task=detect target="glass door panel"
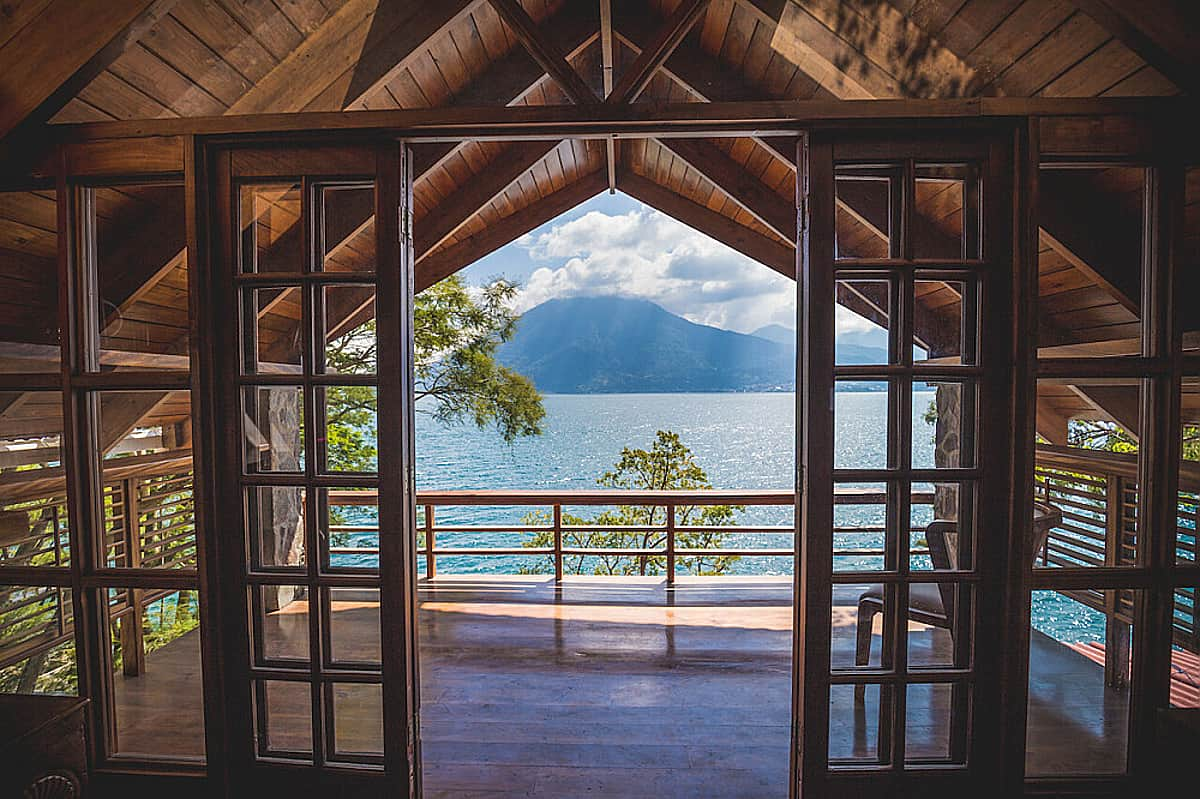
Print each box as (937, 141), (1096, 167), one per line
(798, 131), (1016, 796)
(209, 144), (416, 796)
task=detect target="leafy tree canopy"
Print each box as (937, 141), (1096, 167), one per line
(522, 430), (743, 576)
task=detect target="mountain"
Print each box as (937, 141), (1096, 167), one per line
(753, 324), (890, 368)
(750, 324), (795, 347)
(497, 297), (794, 393)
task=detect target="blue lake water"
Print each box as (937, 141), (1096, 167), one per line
(334, 391), (1100, 643)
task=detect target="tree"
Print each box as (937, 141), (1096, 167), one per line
(521, 430), (743, 576)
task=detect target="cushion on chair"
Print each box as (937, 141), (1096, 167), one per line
(858, 583), (945, 616)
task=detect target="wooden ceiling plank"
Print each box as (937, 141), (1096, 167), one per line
(619, 170), (795, 278)
(0, 0), (179, 143)
(657, 137), (795, 241)
(1066, 0), (1195, 95)
(414, 139), (561, 260)
(227, 0), (480, 115)
(417, 170), (606, 291)
(487, 0), (599, 105)
(609, 0), (712, 103)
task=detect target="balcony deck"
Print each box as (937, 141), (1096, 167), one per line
(107, 574), (1141, 796)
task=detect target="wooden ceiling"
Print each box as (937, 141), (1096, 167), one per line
(1, 0), (1197, 454)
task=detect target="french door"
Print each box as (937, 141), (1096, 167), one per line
(795, 127), (1024, 797)
(204, 142), (419, 797)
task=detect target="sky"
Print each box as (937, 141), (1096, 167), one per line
(458, 190), (884, 345)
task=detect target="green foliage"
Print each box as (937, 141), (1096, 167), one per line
(521, 430), (743, 576)
(415, 276), (544, 443)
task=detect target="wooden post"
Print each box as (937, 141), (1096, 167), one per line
(666, 503), (676, 586)
(121, 478), (145, 677)
(553, 503), (563, 584)
(424, 504), (436, 580)
(1104, 474), (1130, 688)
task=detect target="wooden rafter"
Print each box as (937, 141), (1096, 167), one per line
(0, 0), (178, 144)
(414, 140), (562, 261)
(608, 0), (711, 104)
(488, 0), (600, 105)
(657, 137), (795, 242)
(417, 170), (608, 291)
(228, 0), (481, 114)
(1067, 0), (1195, 96)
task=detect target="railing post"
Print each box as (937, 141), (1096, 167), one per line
(424, 504), (436, 580)
(1104, 474), (1130, 689)
(666, 503), (676, 586)
(553, 503), (563, 584)
(120, 478), (146, 676)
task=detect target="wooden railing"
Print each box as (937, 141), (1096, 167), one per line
(327, 487), (936, 584)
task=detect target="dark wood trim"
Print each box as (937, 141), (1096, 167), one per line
(44, 98), (1189, 145)
(0, 0), (179, 145)
(487, 0), (599, 105)
(608, 0), (711, 104)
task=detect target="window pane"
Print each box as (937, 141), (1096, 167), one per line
(829, 683), (891, 765)
(836, 167), (895, 260)
(326, 587), (380, 667)
(318, 386), (376, 474)
(832, 583), (892, 672)
(914, 279), (972, 365)
(834, 483), (890, 572)
(107, 587), (204, 760)
(1181, 167), (1198, 351)
(835, 279), (890, 366)
(1038, 166), (1145, 359)
(91, 184), (188, 371)
(92, 391), (195, 570)
(240, 183), (302, 274)
(907, 583), (972, 671)
(835, 381), (891, 470)
(1026, 589), (1137, 776)
(1, 392), (69, 567)
(0, 190), (59, 372)
(319, 285), (376, 375)
(1035, 379), (1141, 569)
(906, 682), (967, 763)
(913, 164), (978, 261)
(256, 679), (312, 759)
(0, 586), (74, 694)
(246, 485), (307, 571)
(1180, 375), (1198, 565)
(322, 487), (378, 572)
(910, 482), (973, 573)
(1171, 585), (1199, 708)
(243, 386), (305, 474)
(329, 682), (383, 761)
(251, 584), (309, 665)
(912, 381), (975, 470)
(242, 286), (304, 375)
(318, 183), (375, 273)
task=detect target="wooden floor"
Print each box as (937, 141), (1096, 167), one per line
(110, 575), (1134, 796)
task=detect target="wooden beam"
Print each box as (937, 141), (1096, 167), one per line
(409, 5), (599, 178)
(1068, 383), (1141, 439)
(414, 139), (561, 260)
(416, 170), (608, 291)
(0, 0), (177, 143)
(48, 97), (1188, 143)
(601, 0), (617, 192)
(487, 0), (600, 105)
(1067, 0), (1196, 96)
(609, 0), (711, 104)
(619, 170), (795, 278)
(99, 391), (172, 455)
(656, 137), (796, 241)
(228, 0), (481, 114)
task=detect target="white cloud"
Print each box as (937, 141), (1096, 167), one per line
(513, 206), (794, 333)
